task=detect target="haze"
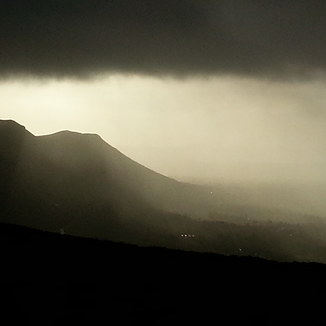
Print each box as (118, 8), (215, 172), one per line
(1, 75), (326, 186)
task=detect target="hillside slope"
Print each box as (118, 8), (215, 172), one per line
(2, 120), (326, 264)
(0, 222), (325, 325)
(0, 120), (223, 240)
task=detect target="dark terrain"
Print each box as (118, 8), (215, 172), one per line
(0, 222), (325, 325)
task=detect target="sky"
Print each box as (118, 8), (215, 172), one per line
(1, 1), (326, 184)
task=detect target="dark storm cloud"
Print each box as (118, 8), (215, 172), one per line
(1, 0), (326, 78)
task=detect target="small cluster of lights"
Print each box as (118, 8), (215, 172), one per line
(180, 234), (196, 238)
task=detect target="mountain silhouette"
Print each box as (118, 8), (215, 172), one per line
(3, 119), (326, 263)
(0, 119), (224, 244)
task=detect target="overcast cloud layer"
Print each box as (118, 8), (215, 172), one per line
(1, 0), (326, 79)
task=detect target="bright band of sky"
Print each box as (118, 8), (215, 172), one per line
(1, 74), (326, 184)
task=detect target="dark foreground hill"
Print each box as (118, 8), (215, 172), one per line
(0, 223), (325, 325)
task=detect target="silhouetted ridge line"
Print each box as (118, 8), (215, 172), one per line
(0, 119), (33, 137)
(2, 119), (326, 264)
(0, 119), (215, 244)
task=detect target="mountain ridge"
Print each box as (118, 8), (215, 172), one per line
(3, 119), (326, 263)
(0, 119), (221, 243)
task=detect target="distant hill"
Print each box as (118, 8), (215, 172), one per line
(2, 119), (326, 263)
(0, 120), (224, 239)
(0, 120), (317, 228)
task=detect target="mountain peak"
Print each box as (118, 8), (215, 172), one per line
(0, 119), (33, 139)
(46, 130), (107, 146)
(53, 130), (102, 139)
(0, 119), (26, 130)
